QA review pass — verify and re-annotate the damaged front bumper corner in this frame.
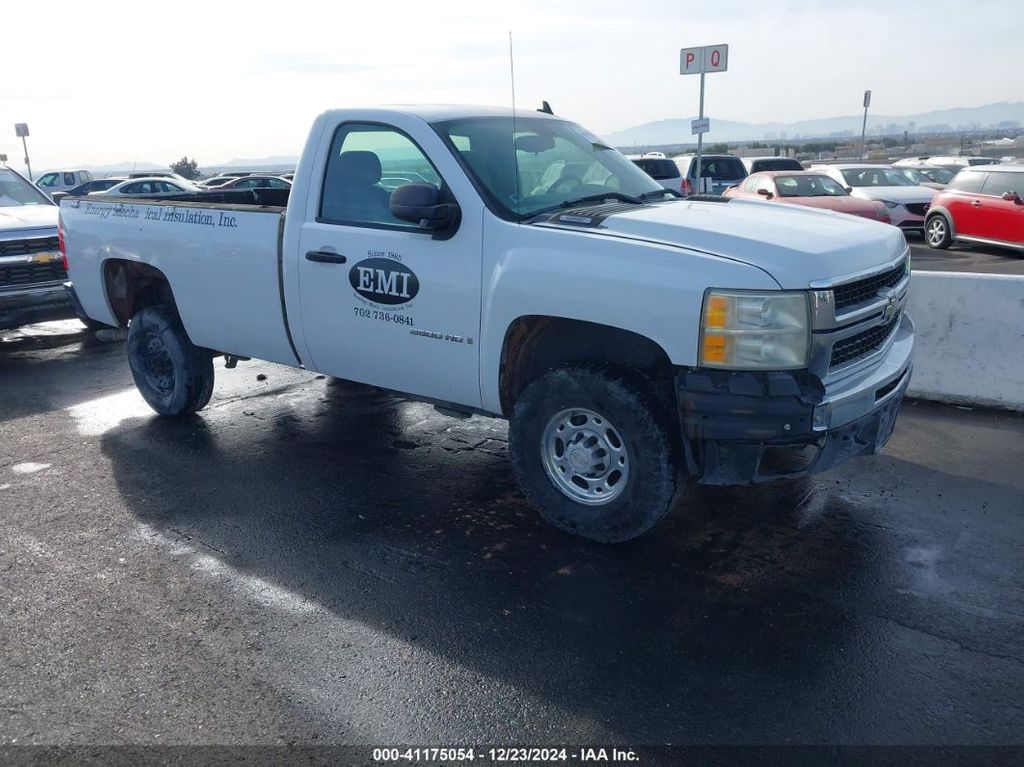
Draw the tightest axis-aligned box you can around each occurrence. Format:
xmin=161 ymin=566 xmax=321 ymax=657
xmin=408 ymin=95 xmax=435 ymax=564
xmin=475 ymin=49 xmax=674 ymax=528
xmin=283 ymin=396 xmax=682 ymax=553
xmin=677 ymin=313 xmax=914 ymax=485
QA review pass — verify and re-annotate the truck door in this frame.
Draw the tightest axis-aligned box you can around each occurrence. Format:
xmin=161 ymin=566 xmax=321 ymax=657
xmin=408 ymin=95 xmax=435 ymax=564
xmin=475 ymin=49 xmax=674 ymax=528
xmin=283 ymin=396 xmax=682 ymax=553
xmin=295 ymin=121 xmax=483 ymax=408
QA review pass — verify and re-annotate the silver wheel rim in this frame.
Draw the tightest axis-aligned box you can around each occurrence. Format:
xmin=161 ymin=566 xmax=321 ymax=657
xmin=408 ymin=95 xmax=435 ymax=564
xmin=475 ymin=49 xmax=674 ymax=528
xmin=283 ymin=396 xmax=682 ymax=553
xmin=927 ymin=218 xmax=946 ymax=246
xmin=541 ymin=408 xmax=629 ymax=505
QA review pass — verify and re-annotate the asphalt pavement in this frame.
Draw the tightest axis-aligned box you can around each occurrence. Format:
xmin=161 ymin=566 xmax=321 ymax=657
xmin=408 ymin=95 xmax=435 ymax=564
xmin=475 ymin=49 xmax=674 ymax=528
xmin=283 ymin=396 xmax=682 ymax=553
xmin=1 ymin=321 xmax=1023 ymax=749
xmin=908 ymin=235 xmax=1024 ymax=274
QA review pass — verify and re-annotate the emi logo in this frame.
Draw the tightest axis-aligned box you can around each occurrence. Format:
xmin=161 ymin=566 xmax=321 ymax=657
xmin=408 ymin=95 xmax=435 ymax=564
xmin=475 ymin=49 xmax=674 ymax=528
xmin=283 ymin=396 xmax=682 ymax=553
xmin=349 ymin=257 xmax=420 ymax=307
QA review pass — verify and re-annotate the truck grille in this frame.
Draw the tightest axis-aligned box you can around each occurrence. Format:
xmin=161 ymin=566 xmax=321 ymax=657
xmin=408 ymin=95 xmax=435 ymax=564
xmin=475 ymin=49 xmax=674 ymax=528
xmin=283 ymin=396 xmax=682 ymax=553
xmin=833 ymin=261 xmax=907 ymax=311
xmin=0 ymin=236 xmax=60 ymax=257
xmin=830 ymin=314 xmax=900 ymax=369
xmin=0 ymin=260 xmax=68 ymax=289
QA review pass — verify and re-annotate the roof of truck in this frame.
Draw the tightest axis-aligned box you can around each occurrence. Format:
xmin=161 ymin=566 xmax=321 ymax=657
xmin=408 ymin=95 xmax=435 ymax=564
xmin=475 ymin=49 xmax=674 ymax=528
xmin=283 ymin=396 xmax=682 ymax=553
xmin=321 ymin=104 xmax=564 ymax=124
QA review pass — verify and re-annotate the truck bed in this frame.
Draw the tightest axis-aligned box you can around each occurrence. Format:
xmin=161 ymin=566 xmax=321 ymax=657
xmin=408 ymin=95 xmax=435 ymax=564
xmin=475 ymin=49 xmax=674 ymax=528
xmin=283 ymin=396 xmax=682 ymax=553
xmin=62 ymin=193 xmax=299 ymax=366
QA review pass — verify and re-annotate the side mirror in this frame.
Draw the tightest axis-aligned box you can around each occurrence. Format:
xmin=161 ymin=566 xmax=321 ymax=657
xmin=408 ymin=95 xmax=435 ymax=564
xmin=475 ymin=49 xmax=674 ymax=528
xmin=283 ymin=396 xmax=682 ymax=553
xmin=390 ymin=183 xmax=458 ymax=230
xmin=1001 ymin=191 xmax=1022 ymax=204
xmin=756 ymin=188 xmax=774 ymax=200
xmin=845 ymin=186 xmax=854 ymax=193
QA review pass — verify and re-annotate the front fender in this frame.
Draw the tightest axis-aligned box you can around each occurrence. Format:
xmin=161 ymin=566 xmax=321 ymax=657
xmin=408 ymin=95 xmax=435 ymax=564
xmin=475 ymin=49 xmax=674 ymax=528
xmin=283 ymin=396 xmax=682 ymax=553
xmin=478 ymin=218 xmax=778 ymax=413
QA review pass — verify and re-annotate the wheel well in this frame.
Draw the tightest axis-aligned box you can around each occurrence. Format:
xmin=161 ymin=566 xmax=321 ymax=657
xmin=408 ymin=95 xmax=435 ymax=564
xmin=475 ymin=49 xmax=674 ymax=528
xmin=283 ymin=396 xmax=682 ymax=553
xmin=102 ymin=259 xmax=177 ymax=326
xmin=499 ymin=316 xmax=674 ymax=415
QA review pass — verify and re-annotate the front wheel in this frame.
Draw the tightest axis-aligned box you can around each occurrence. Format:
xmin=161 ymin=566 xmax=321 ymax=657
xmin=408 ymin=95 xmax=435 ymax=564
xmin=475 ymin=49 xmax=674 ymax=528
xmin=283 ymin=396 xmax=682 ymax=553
xmin=508 ymin=365 xmax=679 ymax=543
xmin=925 ymin=214 xmax=952 ymax=249
xmin=127 ymin=306 xmax=214 ymax=416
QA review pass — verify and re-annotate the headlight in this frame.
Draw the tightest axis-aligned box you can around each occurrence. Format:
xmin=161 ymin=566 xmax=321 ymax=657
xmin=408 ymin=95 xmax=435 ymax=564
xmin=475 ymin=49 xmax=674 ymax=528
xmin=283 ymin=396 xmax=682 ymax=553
xmin=877 ymin=199 xmax=900 ymax=209
xmin=700 ymin=290 xmax=810 ymax=370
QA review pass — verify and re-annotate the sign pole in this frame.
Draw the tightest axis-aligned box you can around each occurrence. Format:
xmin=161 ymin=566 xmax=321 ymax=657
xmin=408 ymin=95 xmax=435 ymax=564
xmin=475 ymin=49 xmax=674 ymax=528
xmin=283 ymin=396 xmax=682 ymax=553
xmin=680 ymin=44 xmax=726 ymax=195
xmin=859 ymin=90 xmax=871 ymax=161
xmin=695 ymin=70 xmax=705 ymax=194
xmin=21 ymin=136 xmax=32 ymax=181
xmin=14 ymin=123 xmax=32 ymax=181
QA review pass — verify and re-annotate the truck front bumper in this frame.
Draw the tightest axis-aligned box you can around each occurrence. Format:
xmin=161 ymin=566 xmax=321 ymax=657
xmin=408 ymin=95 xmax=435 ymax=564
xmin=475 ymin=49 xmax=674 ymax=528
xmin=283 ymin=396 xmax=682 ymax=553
xmin=677 ymin=313 xmax=914 ymax=485
xmin=0 ymin=283 xmax=75 ymax=331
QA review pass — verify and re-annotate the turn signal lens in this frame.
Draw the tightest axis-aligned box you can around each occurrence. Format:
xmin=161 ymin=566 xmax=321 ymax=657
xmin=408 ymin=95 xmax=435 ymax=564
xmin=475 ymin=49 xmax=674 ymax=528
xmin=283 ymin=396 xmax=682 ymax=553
xmin=702 ymin=334 xmax=729 ymax=363
xmin=705 ymin=295 xmax=729 ymax=328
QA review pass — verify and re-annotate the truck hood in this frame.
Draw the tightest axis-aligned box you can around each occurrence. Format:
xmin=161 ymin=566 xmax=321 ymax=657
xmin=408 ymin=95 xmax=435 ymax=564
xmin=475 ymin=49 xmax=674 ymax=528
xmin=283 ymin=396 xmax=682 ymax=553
xmin=0 ymin=204 xmax=59 ymax=234
xmin=540 ymin=197 xmax=908 ymax=289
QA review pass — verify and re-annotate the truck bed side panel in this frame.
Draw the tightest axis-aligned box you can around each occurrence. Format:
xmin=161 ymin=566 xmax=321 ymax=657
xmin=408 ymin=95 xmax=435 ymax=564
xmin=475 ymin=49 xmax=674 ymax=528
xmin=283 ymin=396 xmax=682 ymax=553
xmin=63 ymin=198 xmax=298 ymax=365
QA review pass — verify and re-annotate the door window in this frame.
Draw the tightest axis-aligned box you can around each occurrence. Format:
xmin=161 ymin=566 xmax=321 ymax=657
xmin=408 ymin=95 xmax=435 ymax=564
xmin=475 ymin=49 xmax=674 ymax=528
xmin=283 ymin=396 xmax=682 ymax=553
xmin=948 ymin=171 xmax=987 ymax=194
xmin=63 ymin=172 xmax=77 ymax=186
xmin=980 ymin=172 xmax=1022 ymax=198
xmin=38 ymin=173 xmax=59 ymax=188
xmin=320 ymin=123 xmax=443 ymax=229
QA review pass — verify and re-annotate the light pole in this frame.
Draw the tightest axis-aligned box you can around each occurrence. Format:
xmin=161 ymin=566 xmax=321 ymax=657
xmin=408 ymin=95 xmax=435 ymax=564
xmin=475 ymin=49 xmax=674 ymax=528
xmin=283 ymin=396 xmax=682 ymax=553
xmin=14 ymin=123 xmax=32 ymax=181
xmin=859 ymin=91 xmax=871 ymax=161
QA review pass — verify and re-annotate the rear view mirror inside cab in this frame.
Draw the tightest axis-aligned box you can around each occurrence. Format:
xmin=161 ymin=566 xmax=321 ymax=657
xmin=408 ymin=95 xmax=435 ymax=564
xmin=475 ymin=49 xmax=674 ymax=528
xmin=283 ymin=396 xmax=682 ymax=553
xmin=515 ymin=134 xmax=555 ymax=154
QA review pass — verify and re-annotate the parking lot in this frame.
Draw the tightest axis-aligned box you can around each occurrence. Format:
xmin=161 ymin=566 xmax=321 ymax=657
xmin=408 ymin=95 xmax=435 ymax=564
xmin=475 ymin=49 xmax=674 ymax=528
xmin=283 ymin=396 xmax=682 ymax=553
xmin=2 ymin=321 xmax=1022 ymax=747
xmin=908 ymin=237 xmax=1024 ymax=274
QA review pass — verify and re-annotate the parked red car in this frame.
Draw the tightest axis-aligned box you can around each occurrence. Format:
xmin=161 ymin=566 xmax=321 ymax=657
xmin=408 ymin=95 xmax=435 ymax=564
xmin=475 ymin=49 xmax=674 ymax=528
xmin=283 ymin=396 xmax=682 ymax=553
xmin=723 ymin=171 xmax=891 ymax=223
xmin=925 ymin=165 xmax=1024 ymax=252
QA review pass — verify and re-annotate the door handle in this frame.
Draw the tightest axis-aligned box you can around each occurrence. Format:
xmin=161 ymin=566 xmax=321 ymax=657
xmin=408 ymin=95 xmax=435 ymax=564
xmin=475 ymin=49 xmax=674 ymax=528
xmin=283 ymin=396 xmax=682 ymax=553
xmin=305 ymin=250 xmax=347 ymax=264
xmin=971 ymin=199 xmax=982 ymax=207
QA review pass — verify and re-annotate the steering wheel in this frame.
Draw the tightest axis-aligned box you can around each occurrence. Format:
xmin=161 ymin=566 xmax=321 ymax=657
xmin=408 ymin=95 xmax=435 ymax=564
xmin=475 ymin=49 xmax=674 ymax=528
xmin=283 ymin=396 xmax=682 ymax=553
xmin=548 ymin=174 xmax=582 ymax=195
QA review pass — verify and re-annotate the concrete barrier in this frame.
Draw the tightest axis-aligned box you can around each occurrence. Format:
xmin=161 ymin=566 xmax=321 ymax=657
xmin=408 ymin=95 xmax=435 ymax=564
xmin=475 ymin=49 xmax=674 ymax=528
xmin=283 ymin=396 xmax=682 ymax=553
xmin=907 ymin=271 xmax=1024 ymax=412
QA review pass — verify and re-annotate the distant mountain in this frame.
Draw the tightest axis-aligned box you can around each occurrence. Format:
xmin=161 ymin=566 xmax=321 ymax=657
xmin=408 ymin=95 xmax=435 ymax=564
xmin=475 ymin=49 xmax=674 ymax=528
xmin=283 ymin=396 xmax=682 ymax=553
xmin=35 ymin=161 xmax=167 ymax=176
xmin=217 ymin=155 xmax=299 ymax=168
xmin=603 ymin=101 xmax=1024 ymax=147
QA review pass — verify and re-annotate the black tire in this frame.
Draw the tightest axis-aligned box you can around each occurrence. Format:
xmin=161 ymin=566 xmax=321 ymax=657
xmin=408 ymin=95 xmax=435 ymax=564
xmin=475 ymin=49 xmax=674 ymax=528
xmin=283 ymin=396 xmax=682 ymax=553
xmin=508 ymin=364 xmax=679 ymax=543
xmin=127 ymin=306 xmax=214 ymax=416
xmin=925 ymin=214 xmax=952 ymax=250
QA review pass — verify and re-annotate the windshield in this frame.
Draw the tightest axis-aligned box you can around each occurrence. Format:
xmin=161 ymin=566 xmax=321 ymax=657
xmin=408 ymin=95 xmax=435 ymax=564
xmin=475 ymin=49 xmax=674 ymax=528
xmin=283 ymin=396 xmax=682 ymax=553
xmin=434 ymin=116 xmax=664 ymax=220
xmin=775 ymin=174 xmax=848 ymax=197
xmin=691 ymin=156 xmax=746 ymax=180
xmin=751 ymin=158 xmax=803 ymax=172
xmin=841 ymin=167 xmax=915 ymax=187
xmin=919 ymin=167 xmax=954 ymax=184
xmin=899 ymin=168 xmax=928 ymax=184
xmin=0 ymin=168 xmax=54 ymax=207
xmin=632 ymin=158 xmax=679 ymax=180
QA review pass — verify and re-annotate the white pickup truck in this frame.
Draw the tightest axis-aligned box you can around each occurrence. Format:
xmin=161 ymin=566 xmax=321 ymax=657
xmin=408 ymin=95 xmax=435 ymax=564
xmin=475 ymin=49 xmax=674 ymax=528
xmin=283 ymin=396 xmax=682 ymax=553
xmin=62 ymin=105 xmax=914 ymax=542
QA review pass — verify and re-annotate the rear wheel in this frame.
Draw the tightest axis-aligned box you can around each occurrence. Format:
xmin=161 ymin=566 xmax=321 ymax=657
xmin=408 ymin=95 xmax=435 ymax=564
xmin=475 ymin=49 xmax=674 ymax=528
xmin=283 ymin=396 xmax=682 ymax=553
xmin=508 ymin=364 xmax=679 ymax=543
xmin=127 ymin=306 xmax=214 ymax=416
xmin=925 ymin=214 xmax=952 ymax=249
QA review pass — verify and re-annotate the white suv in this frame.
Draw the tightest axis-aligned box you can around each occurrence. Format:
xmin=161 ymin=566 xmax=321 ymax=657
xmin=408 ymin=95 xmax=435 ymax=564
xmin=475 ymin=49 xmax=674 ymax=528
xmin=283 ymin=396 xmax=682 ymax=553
xmin=811 ymin=164 xmax=936 ymax=234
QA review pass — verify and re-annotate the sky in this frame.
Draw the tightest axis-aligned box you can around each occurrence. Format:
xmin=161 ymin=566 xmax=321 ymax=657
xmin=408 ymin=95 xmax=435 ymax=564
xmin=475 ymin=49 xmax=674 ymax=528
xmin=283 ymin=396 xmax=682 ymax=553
xmin=3 ymin=0 xmax=1021 ymax=170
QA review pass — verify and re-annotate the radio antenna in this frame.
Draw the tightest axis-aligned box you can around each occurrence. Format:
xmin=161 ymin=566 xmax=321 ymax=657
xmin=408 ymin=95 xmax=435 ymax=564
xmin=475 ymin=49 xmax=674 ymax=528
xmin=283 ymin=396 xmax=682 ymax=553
xmin=509 ymin=31 xmax=521 ymax=221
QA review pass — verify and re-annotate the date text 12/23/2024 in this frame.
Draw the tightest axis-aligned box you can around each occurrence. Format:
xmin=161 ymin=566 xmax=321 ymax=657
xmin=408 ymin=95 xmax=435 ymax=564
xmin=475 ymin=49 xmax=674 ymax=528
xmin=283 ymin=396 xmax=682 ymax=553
xmin=372 ymin=746 xmax=640 ymax=762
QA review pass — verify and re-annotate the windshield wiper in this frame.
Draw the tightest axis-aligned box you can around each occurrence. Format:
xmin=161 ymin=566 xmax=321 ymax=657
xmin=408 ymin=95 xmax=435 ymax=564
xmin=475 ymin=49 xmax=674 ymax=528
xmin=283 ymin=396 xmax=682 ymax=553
xmin=524 ymin=191 xmax=649 ymax=220
xmin=558 ymin=191 xmax=644 ymax=208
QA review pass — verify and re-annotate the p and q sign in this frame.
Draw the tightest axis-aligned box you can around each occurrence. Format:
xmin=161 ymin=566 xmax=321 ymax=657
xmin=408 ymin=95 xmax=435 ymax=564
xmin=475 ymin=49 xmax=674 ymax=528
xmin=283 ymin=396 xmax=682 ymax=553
xmin=680 ymin=45 xmax=729 ymax=75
